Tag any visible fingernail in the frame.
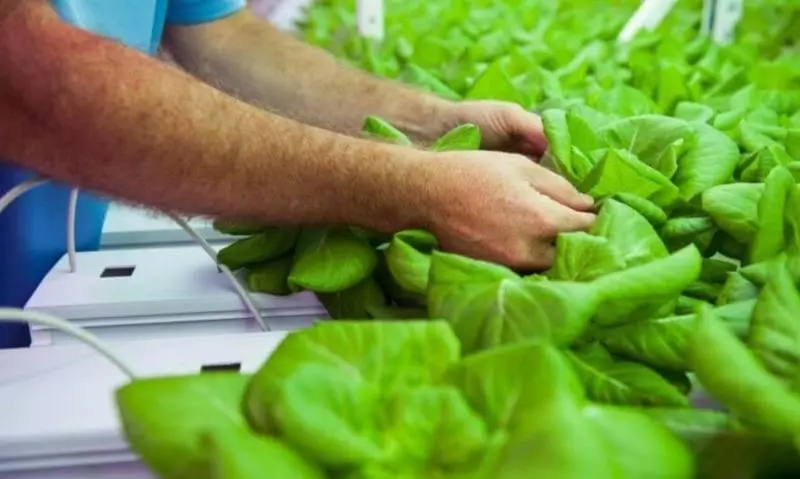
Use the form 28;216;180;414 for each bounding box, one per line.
581;194;595;206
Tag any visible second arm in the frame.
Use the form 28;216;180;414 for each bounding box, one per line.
163;9;460;142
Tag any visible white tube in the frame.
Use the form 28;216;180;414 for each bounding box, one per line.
0;178;48;216
67;188;79;273
618;0;680;43
166;213;269;332
0;308;136;379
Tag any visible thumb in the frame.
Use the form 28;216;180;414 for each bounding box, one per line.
506;109;548;157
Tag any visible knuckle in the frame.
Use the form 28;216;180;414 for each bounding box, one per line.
530;248;555;270
579;211;597;228
558;177;581;194
507;153;535;169
506;241;553;271
503;248;533;269
504;102;526;114
474;237;527;268
533;212;557;237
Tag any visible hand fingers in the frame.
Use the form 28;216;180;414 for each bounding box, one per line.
522;162;595;212
467;238;556;271
519;241;556;271
494;192;595;271
506;109;548;157
516;141;545;163
440;237;555;272
531;192;597;238
506;197;594;270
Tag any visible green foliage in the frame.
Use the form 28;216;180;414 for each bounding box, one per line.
119;0;800;477
120;325;695;479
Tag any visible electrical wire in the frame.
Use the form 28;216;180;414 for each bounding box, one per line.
0;177;48;216
165;213;269;332
0;308;136;379
67;188;79;273
2;178;266;333
3;179;265;340
0;179;78;273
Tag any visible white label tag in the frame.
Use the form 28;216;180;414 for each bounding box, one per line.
357;0;384;41
711;0;743;45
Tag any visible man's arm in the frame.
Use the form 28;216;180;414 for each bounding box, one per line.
0;1;429;232
163;9;459;142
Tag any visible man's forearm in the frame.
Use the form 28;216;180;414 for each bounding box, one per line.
0;2;428;232
164;10;458;141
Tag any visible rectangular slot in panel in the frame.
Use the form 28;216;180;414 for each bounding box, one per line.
201;362;242;373
100;266;135;278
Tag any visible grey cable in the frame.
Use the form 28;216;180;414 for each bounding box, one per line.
166;213;269;332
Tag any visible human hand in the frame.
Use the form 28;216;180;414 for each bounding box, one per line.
416;150;595;270
449;100;548;158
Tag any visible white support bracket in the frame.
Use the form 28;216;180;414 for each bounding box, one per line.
703;0;743;45
619;0;742;45
356;0;384;42
618;0;680;43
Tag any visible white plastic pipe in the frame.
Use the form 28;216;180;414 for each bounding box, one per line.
357;0;384;41
709;0;742;45
0;178;48;216
618;0;680;43
166;213;270;332
67;188;79;273
0;308;136;379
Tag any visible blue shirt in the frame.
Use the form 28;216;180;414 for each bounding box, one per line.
0;0;246;347
51;0;246;54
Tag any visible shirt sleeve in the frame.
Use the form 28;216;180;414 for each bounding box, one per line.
166;0;246;25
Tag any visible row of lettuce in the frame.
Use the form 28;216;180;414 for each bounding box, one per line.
113;0;800;477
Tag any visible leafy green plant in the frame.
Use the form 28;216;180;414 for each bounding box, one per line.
117;322;696;478
113;0;800;476
211;120;483;317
